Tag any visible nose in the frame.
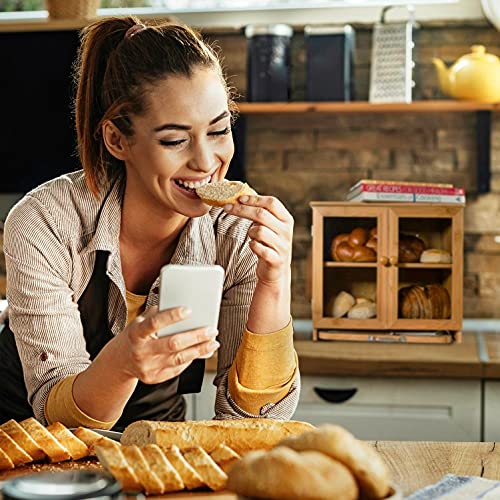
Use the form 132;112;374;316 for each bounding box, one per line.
188;138;217;173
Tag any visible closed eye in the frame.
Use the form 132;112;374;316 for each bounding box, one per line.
208;127;230;136
159;139;186;147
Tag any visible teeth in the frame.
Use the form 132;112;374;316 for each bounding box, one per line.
177;177;211;189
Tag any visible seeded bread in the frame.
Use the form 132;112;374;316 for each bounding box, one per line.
196;180;256;207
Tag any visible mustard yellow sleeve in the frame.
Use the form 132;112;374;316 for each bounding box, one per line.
228;319;298;415
45;374;119;430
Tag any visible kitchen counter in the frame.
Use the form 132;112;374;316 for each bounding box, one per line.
207;325;500;379
128;440;500;498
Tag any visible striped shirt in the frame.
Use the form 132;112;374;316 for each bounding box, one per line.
3;171;299;424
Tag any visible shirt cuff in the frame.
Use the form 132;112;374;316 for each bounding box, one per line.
228;319;298;415
45;374;119;430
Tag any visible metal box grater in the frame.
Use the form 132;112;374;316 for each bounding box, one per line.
369;7;417;103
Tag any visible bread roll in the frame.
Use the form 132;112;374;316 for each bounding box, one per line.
420;248;451;264
332;291;356;318
398;234;425;263
120;419;315;455
331;228;377;263
279;425;390;500
348;227;369;247
227;446;358;500
196;180;256;207
347;301;376;319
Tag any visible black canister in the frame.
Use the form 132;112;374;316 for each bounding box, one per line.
245;24;293;102
305;25;356;101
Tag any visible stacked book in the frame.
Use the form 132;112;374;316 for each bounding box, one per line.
346;179;466;204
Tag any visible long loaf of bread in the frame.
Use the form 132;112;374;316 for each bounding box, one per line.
120;418;315;454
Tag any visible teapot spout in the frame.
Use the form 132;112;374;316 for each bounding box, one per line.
432;58;451;96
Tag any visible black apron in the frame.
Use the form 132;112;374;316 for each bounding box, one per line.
0;250;205;431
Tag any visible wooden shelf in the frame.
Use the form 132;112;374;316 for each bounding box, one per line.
236;100;499;114
398;263;453;269
324;261;377;268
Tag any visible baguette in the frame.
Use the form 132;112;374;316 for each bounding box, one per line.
0;447;15;471
182;446;227;492
72;427;114;455
140;444;184;493
121;419;315;454
121;445;164;495
47;422;89;460
0;428;34;467
210;443;241;474
196;181;256;207
1;419;45;462
19;418;71;463
164;445;204;490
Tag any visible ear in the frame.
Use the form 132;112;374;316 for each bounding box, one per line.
102;120;129;161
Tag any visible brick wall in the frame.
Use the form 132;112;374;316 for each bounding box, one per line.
208;21;500;318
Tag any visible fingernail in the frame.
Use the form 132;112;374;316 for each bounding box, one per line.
206;326;218;336
239;195;249;203
223;204;233;211
180;307;192;317
211;340;220;350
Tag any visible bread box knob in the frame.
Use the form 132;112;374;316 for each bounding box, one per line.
389;256;398;266
379;256;389;266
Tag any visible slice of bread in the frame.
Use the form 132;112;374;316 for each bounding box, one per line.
210;443;241;474
1;419;46;462
121;445;164;495
0;428;35;466
182;446;228;491
164;445;204;490
196;181;255;207
72;427;113;455
19;418;71;463
94;439;142;492
141;444;184;493
46;422;89;460
0;447;15;470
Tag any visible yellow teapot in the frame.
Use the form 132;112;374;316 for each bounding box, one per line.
432;45;500;103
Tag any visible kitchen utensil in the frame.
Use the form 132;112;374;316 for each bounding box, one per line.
369;6;418;103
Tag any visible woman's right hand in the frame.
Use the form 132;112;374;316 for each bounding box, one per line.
110;305;219;385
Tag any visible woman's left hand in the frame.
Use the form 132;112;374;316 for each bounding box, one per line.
224;194;294;286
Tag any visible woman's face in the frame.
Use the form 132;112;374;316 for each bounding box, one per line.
122;66;234;218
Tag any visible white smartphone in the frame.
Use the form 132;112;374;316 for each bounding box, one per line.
157;264;225;337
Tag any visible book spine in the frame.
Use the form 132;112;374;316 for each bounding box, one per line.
349;179;453;191
348;192;466;203
352;184;465;196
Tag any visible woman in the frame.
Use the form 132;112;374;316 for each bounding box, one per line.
0;17;299;431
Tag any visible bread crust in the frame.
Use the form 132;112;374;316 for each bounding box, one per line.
121;418;315;455
227;446;359;500
1;419;46;462
279;424;390;500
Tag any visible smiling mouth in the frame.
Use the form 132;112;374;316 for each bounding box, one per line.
174;176;212;194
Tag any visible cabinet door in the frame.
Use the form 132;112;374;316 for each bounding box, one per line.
386;205;463;331
293;375;481;441
484;381;500;441
311;204;390;333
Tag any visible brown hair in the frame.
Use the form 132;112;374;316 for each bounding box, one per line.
74;16;232;197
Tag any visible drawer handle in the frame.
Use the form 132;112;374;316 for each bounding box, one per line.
313;387;358;403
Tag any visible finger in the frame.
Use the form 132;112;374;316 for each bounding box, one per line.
171;339;220;367
249;239;281;266
248;224;286;253
225;202;283;234
132;306;191;342
238;195;293;225
163;326;218;353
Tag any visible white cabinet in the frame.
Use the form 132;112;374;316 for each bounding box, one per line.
484;381;500;441
294;375;481;442
189;373;482;442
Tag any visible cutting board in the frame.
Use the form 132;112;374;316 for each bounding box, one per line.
0;461;239;499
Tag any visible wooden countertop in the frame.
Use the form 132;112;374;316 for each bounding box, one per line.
3;441;497;499
207;331;500;379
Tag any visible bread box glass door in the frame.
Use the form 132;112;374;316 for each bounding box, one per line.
386;205;463;332
311;203;389;336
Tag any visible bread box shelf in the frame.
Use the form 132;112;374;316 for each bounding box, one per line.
311;202;464;343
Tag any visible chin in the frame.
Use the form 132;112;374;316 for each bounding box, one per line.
179;202;211;219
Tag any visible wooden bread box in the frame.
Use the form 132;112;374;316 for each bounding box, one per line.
310;202;464;343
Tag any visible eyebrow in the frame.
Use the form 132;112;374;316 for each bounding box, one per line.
152;110;230;133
